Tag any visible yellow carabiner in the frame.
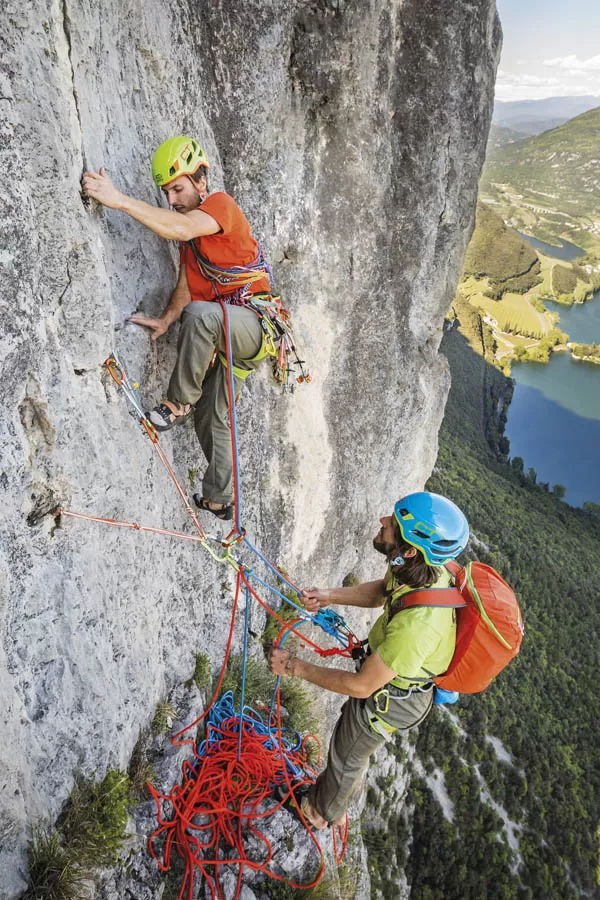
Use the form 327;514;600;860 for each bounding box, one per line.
200;540;240;572
373;688;390;715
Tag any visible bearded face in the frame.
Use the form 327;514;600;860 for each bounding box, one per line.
373;516;399;560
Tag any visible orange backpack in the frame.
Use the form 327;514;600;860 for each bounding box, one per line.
395;560;524;693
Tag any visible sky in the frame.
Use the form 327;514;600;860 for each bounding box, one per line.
495;0;600;101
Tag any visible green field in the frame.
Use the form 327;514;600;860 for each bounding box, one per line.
468;291;552;338
459;274;557;340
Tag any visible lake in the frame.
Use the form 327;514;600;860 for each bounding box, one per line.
514;230;585;261
505;292;600;507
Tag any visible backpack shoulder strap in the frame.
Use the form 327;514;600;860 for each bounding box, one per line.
388;586;467;623
399;587;467;611
445;559;462;578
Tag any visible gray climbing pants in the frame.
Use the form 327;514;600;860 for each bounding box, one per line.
310;686;434;824
167;301;263;504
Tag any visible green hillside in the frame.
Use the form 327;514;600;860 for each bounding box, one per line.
462;203;541;295
455;202;597;370
481;106;600;253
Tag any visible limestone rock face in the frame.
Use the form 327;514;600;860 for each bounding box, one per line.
0;0;499;895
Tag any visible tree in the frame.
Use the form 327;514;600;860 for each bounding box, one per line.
511;456;524;474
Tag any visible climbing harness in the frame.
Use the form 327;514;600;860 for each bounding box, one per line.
58;299;354;899
187;238;274;297
187;238;311;391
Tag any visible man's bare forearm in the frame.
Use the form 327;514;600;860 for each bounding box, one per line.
326;579;385;609
159;282;192;327
291;659;370;698
119;195;198;241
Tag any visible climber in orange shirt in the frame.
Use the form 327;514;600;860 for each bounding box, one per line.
82;137;274;521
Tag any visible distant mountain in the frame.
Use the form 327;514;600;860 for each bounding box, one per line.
494;95;600;135
481;106;600;254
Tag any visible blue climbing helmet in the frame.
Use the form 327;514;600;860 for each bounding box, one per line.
393;492;469;566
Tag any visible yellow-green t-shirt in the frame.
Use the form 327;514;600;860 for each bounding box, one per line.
367;566;456;690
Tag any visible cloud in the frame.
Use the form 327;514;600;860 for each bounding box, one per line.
495;64;600;102
498;74;560;87
544;54;600;71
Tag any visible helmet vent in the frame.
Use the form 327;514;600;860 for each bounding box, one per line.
433;539;457;547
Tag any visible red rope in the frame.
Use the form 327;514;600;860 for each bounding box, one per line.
147;572;341;899
57;509;207;545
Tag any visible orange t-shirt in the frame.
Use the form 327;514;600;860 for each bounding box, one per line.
179;192;271;301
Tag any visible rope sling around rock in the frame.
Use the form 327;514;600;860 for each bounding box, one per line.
57;298;358;898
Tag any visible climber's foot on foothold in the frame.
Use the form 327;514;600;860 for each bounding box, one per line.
193;495;234;521
302;798;329;831
276;786;328;831
147;400;192;432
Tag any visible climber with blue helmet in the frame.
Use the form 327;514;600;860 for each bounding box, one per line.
82;137;274;521
270;491;469;831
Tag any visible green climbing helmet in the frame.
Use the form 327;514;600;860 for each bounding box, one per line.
151;136;210;187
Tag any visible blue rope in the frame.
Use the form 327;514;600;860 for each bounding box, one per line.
242;533;304;597
196;690;307;783
238;578;252;760
220;299;243;531
244;568;309;618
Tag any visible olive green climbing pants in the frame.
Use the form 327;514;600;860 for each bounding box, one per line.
310;686;434;824
167;301;263;504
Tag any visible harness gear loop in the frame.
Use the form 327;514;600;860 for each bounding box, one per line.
367;713;395;742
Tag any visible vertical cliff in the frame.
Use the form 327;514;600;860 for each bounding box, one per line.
0;0;500;895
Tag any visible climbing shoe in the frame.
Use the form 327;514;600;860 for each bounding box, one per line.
147;401;192;432
274;784;320;831
193;495;234;521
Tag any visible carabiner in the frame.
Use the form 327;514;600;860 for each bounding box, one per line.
373;688;390;715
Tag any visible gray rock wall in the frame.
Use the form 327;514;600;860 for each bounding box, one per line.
0;0;500;894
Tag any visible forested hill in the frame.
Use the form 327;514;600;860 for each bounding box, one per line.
483;105;600;217
406;324;600;899
481;105;600;256
462;202;540;291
